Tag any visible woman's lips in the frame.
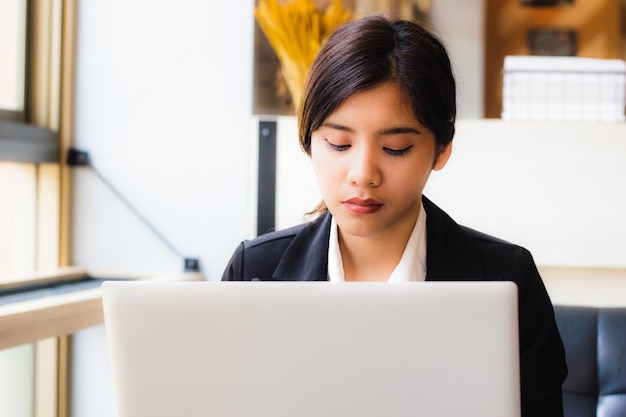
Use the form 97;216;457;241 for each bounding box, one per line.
343;198;383;214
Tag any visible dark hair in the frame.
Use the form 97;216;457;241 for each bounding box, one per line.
298;15;456;156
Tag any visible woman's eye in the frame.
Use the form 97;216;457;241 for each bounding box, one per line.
384;146;412;156
326;139;350;151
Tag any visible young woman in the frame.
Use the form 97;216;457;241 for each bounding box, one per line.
222;15;567;417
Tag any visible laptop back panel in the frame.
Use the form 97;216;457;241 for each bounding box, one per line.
102;281;520;417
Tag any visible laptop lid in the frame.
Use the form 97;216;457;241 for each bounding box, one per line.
102;281;520;417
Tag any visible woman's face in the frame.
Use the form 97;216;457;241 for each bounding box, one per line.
310;81;451;241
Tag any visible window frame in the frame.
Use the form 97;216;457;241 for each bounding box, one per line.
0;120;58;164
0;0;29;122
1;1;78;416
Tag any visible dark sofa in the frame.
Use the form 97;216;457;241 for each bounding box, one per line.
554;305;626;417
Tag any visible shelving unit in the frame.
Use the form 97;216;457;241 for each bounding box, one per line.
485;0;623;118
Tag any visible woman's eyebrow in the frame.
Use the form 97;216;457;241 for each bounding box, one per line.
320;122;353;132
379;127;422;136
320;123;421;136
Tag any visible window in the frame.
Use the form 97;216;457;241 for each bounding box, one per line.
1;0;76;416
0;0;28;121
0;162;37;277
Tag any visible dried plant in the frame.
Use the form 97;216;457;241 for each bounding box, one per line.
255;0;353;110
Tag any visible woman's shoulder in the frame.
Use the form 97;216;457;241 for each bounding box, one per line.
423;196;535;280
222;213;331;281
461;225;526;255
424;196;529;258
244;214;327;249
461;224;538;282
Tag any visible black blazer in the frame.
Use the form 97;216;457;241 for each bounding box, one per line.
222;196;568;417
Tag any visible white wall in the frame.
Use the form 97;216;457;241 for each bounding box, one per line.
431;0;484;118
71;1;254;416
73;0;254;280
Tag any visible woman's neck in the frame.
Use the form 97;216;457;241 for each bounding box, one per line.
338;225;413;282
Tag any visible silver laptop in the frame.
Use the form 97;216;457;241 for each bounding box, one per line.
102;281;520;417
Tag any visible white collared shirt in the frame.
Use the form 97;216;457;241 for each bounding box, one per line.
327;202;427;282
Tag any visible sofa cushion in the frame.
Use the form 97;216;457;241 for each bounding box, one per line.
597;309;626;417
555;306;598;417
554;306;626;417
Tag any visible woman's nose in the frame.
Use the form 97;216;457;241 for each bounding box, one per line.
347;146;382;187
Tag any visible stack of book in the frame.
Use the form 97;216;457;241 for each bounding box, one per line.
502;56;626;122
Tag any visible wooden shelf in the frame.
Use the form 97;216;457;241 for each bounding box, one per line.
0;268;203;350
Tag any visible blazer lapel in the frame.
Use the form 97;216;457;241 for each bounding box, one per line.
423;196;485;282
272;212;332;281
